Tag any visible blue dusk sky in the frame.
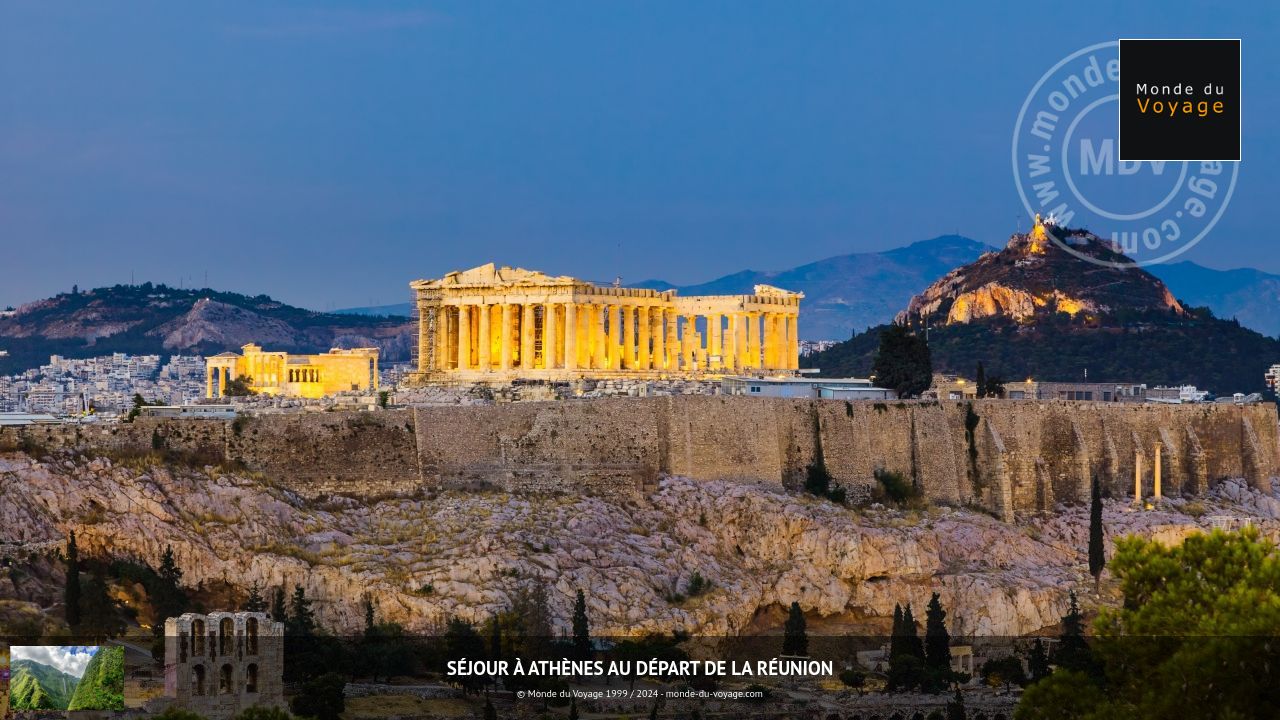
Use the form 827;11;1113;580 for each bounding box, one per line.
2;1;1276;310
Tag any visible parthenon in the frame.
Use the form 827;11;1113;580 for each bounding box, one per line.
407;263;802;383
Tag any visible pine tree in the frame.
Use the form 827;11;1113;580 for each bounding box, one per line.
65;530;81;628
782;601;808;657
488;614;503;663
975;362;987;398
923;593;952;692
81;569;124;639
1027;639;1051;683
872;324;933;398
1088;477;1105;591
289;585;316;636
271;586;287;621
572;589;592;661
1054;591;1095;676
243;581;267;613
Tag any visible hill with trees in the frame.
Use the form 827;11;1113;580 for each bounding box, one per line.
9;659;79;710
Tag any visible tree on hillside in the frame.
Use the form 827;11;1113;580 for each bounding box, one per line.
1026;639;1051;683
975;362;987;397
1088;478;1105;591
223;375;256;396
1052;592;1095;677
782;602;808;657
444;618;487;695
81;569;125;639
288;585;316;636
946;687;966;720
243;581;267;613
291;672;345;720
1017;529;1280;719
888;602;926;691
271;586;287;621
872;324;933;398
572;589;592;663
65;530;81;628
923;593;953;692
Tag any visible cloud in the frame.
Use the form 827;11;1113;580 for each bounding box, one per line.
11;646;99;679
224;8;439;38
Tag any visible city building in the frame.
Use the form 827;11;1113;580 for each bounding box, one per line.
932;375;1149;402
1267;364;1280;391
1147;385;1210;403
407;263;803;383
721;375;895;400
161;611;284;719
205;344;379;399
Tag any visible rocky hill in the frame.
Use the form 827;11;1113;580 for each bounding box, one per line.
808;222;1280;394
3;451;1278;642
0;283;414;374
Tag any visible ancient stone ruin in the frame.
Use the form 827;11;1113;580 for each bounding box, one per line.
161;611;284;719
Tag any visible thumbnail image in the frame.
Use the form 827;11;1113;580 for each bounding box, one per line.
8;646;123;712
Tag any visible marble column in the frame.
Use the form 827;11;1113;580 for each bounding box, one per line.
564;303;579;370
477;304;492;370
608;304;622;370
783;312;793;368
417;301;431;372
622;306;636;369
666;310;680;370
708;314;722;370
543;303;558;369
651;307;665;370
637;306;650;370
457;305;472;370
499;304;514;370
724;313;739;372
762;312;776;369
436;308;451;371
746;312;760;369
206;367;214;398
520;304;536;369
592;304;608;369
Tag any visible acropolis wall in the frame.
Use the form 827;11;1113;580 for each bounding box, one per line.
5;398;1277;520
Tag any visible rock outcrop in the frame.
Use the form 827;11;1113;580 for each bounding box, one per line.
3;451;1277;640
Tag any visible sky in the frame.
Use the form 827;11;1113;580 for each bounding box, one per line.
2;1;1278;310
11;646;97;678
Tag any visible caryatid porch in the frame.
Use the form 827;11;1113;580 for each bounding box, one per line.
408;264;803;383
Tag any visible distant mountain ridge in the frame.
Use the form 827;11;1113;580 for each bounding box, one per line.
0;283;414;375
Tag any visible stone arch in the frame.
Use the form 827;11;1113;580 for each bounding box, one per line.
246;616;259;655
191;664;206;696
219;617;234;655
192;619;206;656
219;663;234;694
245;663;258;693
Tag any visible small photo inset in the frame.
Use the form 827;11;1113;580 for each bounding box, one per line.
8;645;124;712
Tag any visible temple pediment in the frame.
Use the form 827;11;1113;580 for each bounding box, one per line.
418;263;579;289
754;284;805;299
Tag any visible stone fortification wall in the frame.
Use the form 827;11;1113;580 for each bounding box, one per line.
3;398;1276;519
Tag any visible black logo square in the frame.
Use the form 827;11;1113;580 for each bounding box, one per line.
1119;39;1240;161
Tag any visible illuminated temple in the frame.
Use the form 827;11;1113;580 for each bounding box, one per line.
206;343;380;399
407;263;802;383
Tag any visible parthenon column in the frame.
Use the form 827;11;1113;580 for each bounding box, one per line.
457;305;471;370
622;306;636;369
436;307;452;371
607;304;622;370
651;308;665;370
417;301;431;373
724;313;739;372
637;306;650;370
762;312;777;369
520;304;536;368
708;313;722;370
543;303;558;369
477;303;492;370
499;304;514;370
590;304;606;369
786;313;799;369
746;312;761;369
564;303;578;370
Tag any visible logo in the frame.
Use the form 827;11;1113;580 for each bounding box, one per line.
1011;41;1238;268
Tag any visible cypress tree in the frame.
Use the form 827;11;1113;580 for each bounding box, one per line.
1089;477;1105;591
782;601;808;657
902;603;924;660
289;585;316;636
975;362;987;398
571;589;592;661
363;595;376;635
65;530;81;628
923;593;952;692
1027;639;1051;683
889;603;904;659
271;586;287;621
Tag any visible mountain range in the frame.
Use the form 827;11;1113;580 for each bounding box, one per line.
10;658;79;710
336;238;1280;341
